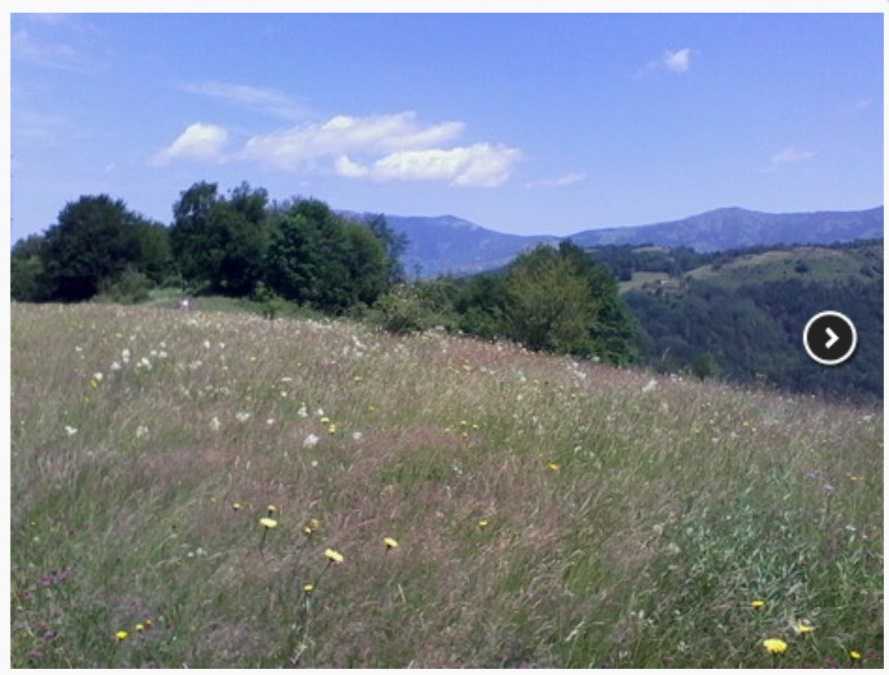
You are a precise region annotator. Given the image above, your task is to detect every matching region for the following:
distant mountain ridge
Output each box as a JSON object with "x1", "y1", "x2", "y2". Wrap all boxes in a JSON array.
[{"x1": 342, "y1": 206, "x2": 883, "y2": 278}]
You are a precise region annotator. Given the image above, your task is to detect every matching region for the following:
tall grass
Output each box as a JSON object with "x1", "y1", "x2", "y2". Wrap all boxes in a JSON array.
[{"x1": 11, "y1": 302, "x2": 882, "y2": 667}]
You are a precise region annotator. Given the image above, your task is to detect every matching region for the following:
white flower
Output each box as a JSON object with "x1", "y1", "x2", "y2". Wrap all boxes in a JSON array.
[
  {"x1": 352, "y1": 431, "x2": 363, "y2": 441},
  {"x1": 122, "y1": 349, "x2": 131, "y2": 363},
  {"x1": 158, "y1": 351, "x2": 168, "y2": 359},
  {"x1": 235, "y1": 411, "x2": 252, "y2": 423},
  {"x1": 642, "y1": 378, "x2": 658, "y2": 393},
  {"x1": 266, "y1": 418, "x2": 275, "y2": 426},
  {"x1": 136, "y1": 425, "x2": 149, "y2": 439},
  {"x1": 74, "y1": 346, "x2": 83, "y2": 353},
  {"x1": 92, "y1": 372, "x2": 103, "y2": 382},
  {"x1": 315, "y1": 408, "x2": 324, "y2": 417},
  {"x1": 110, "y1": 361, "x2": 121, "y2": 371},
  {"x1": 150, "y1": 350, "x2": 158, "y2": 357},
  {"x1": 281, "y1": 377, "x2": 293, "y2": 383},
  {"x1": 218, "y1": 342, "x2": 225, "y2": 349},
  {"x1": 297, "y1": 404, "x2": 308, "y2": 418},
  {"x1": 210, "y1": 416, "x2": 221, "y2": 431},
  {"x1": 64, "y1": 425, "x2": 78, "y2": 437},
  {"x1": 203, "y1": 340, "x2": 211, "y2": 349},
  {"x1": 138, "y1": 357, "x2": 152, "y2": 370},
  {"x1": 280, "y1": 390, "x2": 288, "y2": 398},
  {"x1": 303, "y1": 433, "x2": 320, "y2": 448}
]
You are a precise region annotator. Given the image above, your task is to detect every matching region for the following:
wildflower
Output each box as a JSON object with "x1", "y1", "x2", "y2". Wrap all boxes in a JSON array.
[
  {"x1": 210, "y1": 416, "x2": 221, "y2": 431},
  {"x1": 144, "y1": 619, "x2": 153, "y2": 630},
  {"x1": 267, "y1": 505, "x2": 277, "y2": 516},
  {"x1": 320, "y1": 416, "x2": 331, "y2": 425},
  {"x1": 303, "y1": 525, "x2": 314, "y2": 536},
  {"x1": 139, "y1": 357, "x2": 151, "y2": 370},
  {"x1": 232, "y1": 502, "x2": 241, "y2": 511},
  {"x1": 122, "y1": 348, "x2": 131, "y2": 363},
  {"x1": 235, "y1": 411, "x2": 252, "y2": 423},
  {"x1": 352, "y1": 431, "x2": 363, "y2": 441},
  {"x1": 324, "y1": 548, "x2": 344, "y2": 564},
  {"x1": 478, "y1": 518, "x2": 489, "y2": 529},
  {"x1": 849, "y1": 650, "x2": 862, "y2": 661},
  {"x1": 328, "y1": 424, "x2": 337, "y2": 434},
  {"x1": 90, "y1": 379, "x2": 98, "y2": 389},
  {"x1": 115, "y1": 630, "x2": 128, "y2": 641},
  {"x1": 642, "y1": 378, "x2": 658, "y2": 393},
  {"x1": 110, "y1": 361, "x2": 121, "y2": 371},
  {"x1": 793, "y1": 620, "x2": 815, "y2": 635},
  {"x1": 203, "y1": 340, "x2": 211, "y2": 349},
  {"x1": 306, "y1": 518, "x2": 321, "y2": 531},
  {"x1": 547, "y1": 462, "x2": 560, "y2": 472},
  {"x1": 64, "y1": 425, "x2": 78, "y2": 437},
  {"x1": 260, "y1": 517, "x2": 278, "y2": 529},
  {"x1": 751, "y1": 599, "x2": 766, "y2": 609},
  {"x1": 136, "y1": 425, "x2": 149, "y2": 439},
  {"x1": 763, "y1": 638, "x2": 788, "y2": 655},
  {"x1": 266, "y1": 418, "x2": 275, "y2": 426},
  {"x1": 297, "y1": 404, "x2": 308, "y2": 418},
  {"x1": 303, "y1": 583, "x2": 314, "y2": 594},
  {"x1": 93, "y1": 372, "x2": 103, "y2": 382},
  {"x1": 303, "y1": 433, "x2": 320, "y2": 448},
  {"x1": 384, "y1": 537, "x2": 399, "y2": 550},
  {"x1": 135, "y1": 623, "x2": 144, "y2": 632}
]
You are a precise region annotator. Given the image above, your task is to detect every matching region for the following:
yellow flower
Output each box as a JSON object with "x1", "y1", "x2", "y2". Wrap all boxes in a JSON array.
[
  {"x1": 232, "y1": 502, "x2": 241, "y2": 511},
  {"x1": 135, "y1": 623, "x2": 145, "y2": 632},
  {"x1": 547, "y1": 462, "x2": 560, "y2": 472},
  {"x1": 751, "y1": 599, "x2": 766, "y2": 609},
  {"x1": 478, "y1": 518, "x2": 489, "y2": 529},
  {"x1": 303, "y1": 583, "x2": 315, "y2": 594},
  {"x1": 115, "y1": 630, "x2": 128, "y2": 641},
  {"x1": 849, "y1": 650, "x2": 862, "y2": 661},
  {"x1": 328, "y1": 424, "x2": 337, "y2": 434},
  {"x1": 308, "y1": 518, "x2": 321, "y2": 530},
  {"x1": 324, "y1": 548, "x2": 344, "y2": 564},
  {"x1": 303, "y1": 525, "x2": 314, "y2": 536},
  {"x1": 763, "y1": 638, "x2": 788, "y2": 655},
  {"x1": 793, "y1": 621, "x2": 815, "y2": 635},
  {"x1": 320, "y1": 416, "x2": 331, "y2": 425},
  {"x1": 260, "y1": 517, "x2": 278, "y2": 529},
  {"x1": 384, "y1": 537, "x2": 399, "y2": 549}
]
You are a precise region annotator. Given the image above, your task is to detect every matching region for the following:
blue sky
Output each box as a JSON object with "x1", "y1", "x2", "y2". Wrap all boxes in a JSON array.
[{"x1": 11, "y1": 12, "x2": 883, "y2": 242}]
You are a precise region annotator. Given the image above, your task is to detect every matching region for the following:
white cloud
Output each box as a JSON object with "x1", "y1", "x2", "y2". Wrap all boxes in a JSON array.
[
  {"x1": 153, "y1": 111, "x2": 519, "y2": 187},
  {"x1": 663, "y1": 48, "x2": 692, "y2": 73},
  {"x1": 240, "y1": 111, "x2": 465, "y2": 170},
  {"x1": 150, "y1": 123, "x2": 229, "y2": 166},
  {"x1": 334, "y1": 155, "x2": 369, "y2": 178},
  {"x1": 525, "y1": 172, "x2": 587, "y2": 188},
  {"x1": 770, "y1": 147, "x2": 816, "y2": 164},
  {"x1": 854, "y1": 97, "x2": 873, "y2": 110},
  {"x1": 179, "y1": 81, "x2": 308, "y2": 121},
  {"x1": 12, "y1": 29, "x2": 94, "y2": 73},
  {"x1": 369, "y1": 144, "x2": 521, "y2": 187}
]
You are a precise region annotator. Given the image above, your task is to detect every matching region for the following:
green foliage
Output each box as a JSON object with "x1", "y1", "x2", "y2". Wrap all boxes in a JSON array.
[
  {"x1": 39, "y1": 195, "x2": 167, "y2": 301},
  {"x1": 95, "y1": 268, "x2": 153, "y2": 304},
  {"x1": 11, "y1": 235, "x2": 50, "y2": 302},
  {"x1": 251, "y1": 282, "x2": 286, "y2": 320},
  {"x1": 369, "y1": 283, "x2": 457, "y2": 334},
  {"x1": 169, "y1": 181, "x2": 269, "y2": 295},
  {"x1": 266, "y1": 199, "x2": 390, "y2": 313},
  {"x1": 366, "y1": 213, "x2": 408, "y2": 283}
]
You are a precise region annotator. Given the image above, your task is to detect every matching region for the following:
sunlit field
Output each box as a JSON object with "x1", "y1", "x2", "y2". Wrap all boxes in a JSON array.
[{"x1": 11, "y1": 302, "x2": 883, "y2": 667}]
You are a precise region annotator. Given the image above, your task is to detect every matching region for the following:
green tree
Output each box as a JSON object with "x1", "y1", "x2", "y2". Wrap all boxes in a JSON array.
[
  {"x1": 40, "y1": 195, "x2": 160, "y2": 301},
  {"x1": 169, "y1": 181, "x2": 269, "y2": 295},
  {"x1": 366, "y1": 213, "x2": 408, "y2": 283},
  {"x1": 11, "y1": 234, "x2": 49, "y2": 301},
  {"x1": 503, "y1": 247, "x2": 597, "y2": 353}
]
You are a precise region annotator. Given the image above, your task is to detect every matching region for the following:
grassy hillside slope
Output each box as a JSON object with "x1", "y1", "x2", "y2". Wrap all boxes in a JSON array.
[{"x1": 11, "y1": 303, "x2": 883, "y2": 667}]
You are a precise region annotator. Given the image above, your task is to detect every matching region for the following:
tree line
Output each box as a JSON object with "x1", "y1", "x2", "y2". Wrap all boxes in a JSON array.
[{"x1": 11, "y1": 181, "x2": 638, "y2": 365}]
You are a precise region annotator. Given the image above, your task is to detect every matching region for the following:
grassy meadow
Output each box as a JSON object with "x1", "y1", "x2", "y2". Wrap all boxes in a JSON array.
[{"x1": 10, "y1": 301, "x2": 883, "y2": 667}]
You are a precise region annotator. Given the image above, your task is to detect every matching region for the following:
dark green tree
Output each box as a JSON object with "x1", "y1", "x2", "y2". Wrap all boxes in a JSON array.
[{"x1": 40, "y1": 195, "x2": 162, "y2": 301}]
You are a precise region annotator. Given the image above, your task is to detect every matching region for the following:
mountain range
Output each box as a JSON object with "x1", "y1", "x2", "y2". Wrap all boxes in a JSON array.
[{"x1": 345, "y1": 206, "x2": 883, "y2": 278}]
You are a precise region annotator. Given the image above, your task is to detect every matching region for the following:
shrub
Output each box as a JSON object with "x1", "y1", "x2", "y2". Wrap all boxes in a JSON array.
[{"x1": 96, "y1": 268, "x2": 153, "y2": 304}]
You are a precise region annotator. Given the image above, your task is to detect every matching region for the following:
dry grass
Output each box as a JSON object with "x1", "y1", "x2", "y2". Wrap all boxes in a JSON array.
[{"x1": 11, "y1": 302, "x2": 883, "y2": 667}]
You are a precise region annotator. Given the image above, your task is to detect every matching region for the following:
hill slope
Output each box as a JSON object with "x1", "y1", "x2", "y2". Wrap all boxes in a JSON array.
[
  {"x1": 11, "y1": 303, "x2": 882, "y2": 667},
  {"x1": 346, "y1": 207, "x2": 883, "y2": 277}
]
